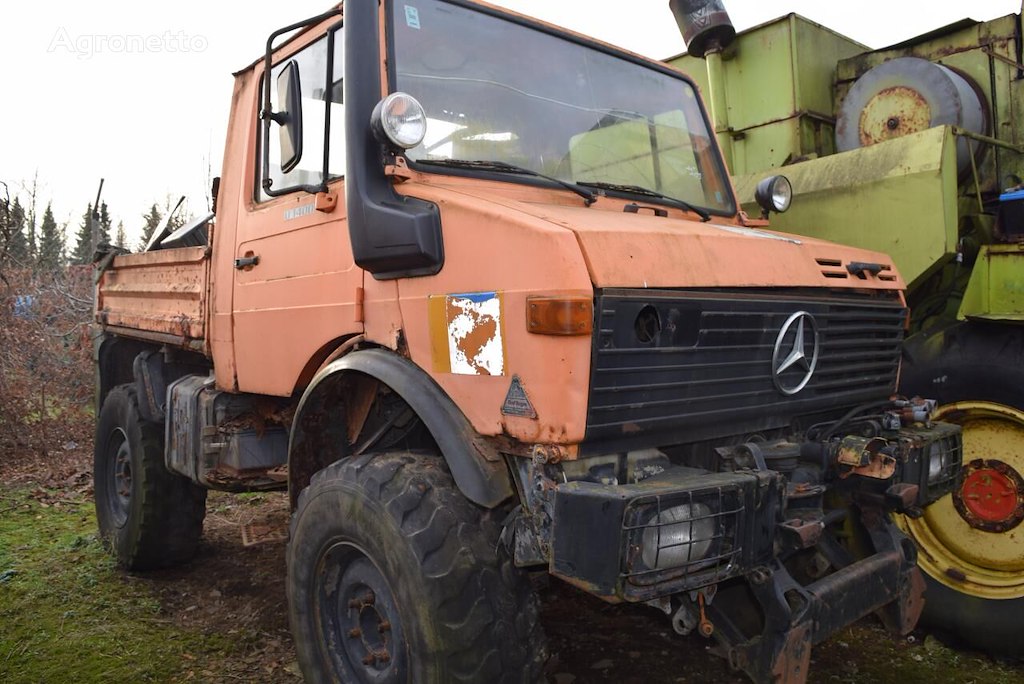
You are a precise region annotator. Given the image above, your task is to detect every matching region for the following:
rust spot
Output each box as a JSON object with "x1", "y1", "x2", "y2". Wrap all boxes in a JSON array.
[
  {"x1": 835, "y1": 436, "x2": 897, "y2": 480},
  {"x1": 858, "y1": 86, "x2": 931, "y2": 147},
  {"x1": 945, "y1": 567, "x2": 968, "y2": 582}
]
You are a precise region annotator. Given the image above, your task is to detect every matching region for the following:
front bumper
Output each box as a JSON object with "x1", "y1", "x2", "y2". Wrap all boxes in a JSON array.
[{"x1": 550, "y1": 465, "x2": 925, "y2": 684}]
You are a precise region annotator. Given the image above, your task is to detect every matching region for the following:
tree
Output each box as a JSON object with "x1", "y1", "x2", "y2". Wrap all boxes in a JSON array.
[
  {"x1": 37, "y1": 203, "x2": 65, "y2": 271},
  {"x1": 0, "y1": 187, "x2": 30, "y2": 270},
  {"x1": 71, "y1": 200, "x2": 115, "y2": 264},
  {"x1": 70, "y1": 203, "x2": 94, "y2": 265},
  {"x1": 7, "y1": 197, "x2": 29, "y2": 265},
  {"x1": 114, "y1": 221, "x2": 127, "y2": 250},
  {"x1": 98, "y1": 201, "x2": 112, "y2": 245},
  {"x1": 139, "y1": 204, "x2": 162, "y2": 251}
]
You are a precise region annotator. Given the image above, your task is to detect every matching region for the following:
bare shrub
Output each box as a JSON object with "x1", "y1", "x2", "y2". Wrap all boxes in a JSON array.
[{"x1": 0, "y1": 266, "x2": 94, "y2": 456}]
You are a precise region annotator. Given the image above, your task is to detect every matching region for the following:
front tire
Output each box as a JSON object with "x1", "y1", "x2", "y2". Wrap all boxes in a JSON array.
[
  {"x1": 287, "y1": 451, "x2": 546, "y2": 683},
  {"x1": 899, "y1": 323, "x2": 1024, "y2": 657},
  {"x1": 93, "y1": 384, "x2": 206, "y2": 570}
]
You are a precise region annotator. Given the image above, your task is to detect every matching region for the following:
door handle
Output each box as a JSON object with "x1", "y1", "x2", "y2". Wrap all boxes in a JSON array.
[{"x1": 234, "y1": 254, "x2": 260, "y2": 269}]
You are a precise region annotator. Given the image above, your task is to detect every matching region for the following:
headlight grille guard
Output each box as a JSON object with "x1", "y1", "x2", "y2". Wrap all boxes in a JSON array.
[
  {"x1": 896, "y1": 421, "x2": 963, "y2": 507},
  {"x1": 621, "y1": 484, "x2": 747, "y2": 595}
]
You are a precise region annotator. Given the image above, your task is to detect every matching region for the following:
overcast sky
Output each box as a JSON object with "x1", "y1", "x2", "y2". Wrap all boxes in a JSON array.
[{"x1": 3, "y1": 0, "x2": 1020, "y2": 246}]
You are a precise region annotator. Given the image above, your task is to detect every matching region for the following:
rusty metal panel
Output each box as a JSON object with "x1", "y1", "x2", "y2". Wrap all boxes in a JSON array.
[
  {"x1": 733, "y1": 126, "x2": 959, "y2": 289},
  {"x1": 96, "y1": 246, "x2": 209, "y2": 343},
  {"x1": 835, "y1": 15, "x2": 1022, "y2": 194},
  {"x1": 670, "y1": 14, "x2": 865, "y2": 174},
  {"x1": 959, "y1": 244, "x2": 1024, "y2": 321}
]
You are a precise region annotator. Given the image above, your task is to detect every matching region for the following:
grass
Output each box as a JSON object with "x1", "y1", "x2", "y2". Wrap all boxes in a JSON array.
[
  {"x1": 0, "y1": 489, "x2": 230, "y2": 683},
  {"x1": 812, "y1": 627, "x2": 1024, "y2": 684}
]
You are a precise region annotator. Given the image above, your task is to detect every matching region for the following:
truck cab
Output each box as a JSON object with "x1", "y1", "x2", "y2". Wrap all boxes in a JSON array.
[{"x1": 93, "y1": 2, "x2": 962, "y2": 682}]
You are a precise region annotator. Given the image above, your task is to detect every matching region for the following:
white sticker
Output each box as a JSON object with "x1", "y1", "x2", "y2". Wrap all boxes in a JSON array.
[
  {"x1": 405, "y1": 6, "x2": 421, "y2": 29},
  {"x1": 446, "y1": 293, "x2": 504, "y2": 376}
]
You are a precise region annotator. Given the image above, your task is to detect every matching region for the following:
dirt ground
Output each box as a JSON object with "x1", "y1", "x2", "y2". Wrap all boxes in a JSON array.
[{"x1": 4, "y1": 443, "x2": 1024, "y2": 684}]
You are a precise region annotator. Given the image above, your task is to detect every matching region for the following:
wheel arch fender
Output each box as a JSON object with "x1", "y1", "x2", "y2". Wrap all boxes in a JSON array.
[{"x1": 287, "y1": 348, "x2": 514, "y2": 509}]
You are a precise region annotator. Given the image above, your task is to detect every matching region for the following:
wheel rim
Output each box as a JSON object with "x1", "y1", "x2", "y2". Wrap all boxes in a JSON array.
[
  {"x1": 105, "y1": 428, "x2": 132, "y2": 528},
  {"x1": 315, "y1": 542, "x2": 406, "y2": 682},
  {"x1": 896, "y1": 401, "x2": 1024, "y2": 599}
]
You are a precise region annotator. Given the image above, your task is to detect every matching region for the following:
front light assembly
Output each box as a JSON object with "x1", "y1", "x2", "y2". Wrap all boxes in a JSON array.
[
  {"x1": 370, "y1": 92, "x2": 427, "y2": 150},
  {"x1": 754, "y1": 174, "x2": 792, "y2": 217},
  {"x1": 898, "y1": 422, "x2": 963, "y2": 506},
  {"x1": 640, "y1": 502, "x2": 716, "y2": 571},
  {"x1": 550, "y1": 469, "x2": 774, "y2": 602},
  {"x1": 624, "y1": 486, "x2": 746, "y2": 590},
  {"x1": 926, "y1": 439, "x2": 960, "y2": 486}
]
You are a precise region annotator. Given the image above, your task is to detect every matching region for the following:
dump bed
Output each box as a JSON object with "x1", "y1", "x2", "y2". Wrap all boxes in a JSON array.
[{"x1": 95, "y1": 246, "x2": 210, "y2": 353}]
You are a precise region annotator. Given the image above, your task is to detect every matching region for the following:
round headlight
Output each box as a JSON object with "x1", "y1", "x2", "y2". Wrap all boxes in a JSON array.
[
  {"x1": 641, "y1": 502, "x2": 715, "y2": 571},
  {"x1": 371, "y1": 92, "x2": 427, "y2": 150},
  {"x1": 754, "y1": 175, "x2": 792, "y2": 214}
]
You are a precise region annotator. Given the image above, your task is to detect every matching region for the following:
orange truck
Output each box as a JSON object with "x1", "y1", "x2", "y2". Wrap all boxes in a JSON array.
[{"x1": 92, "y1": 1, "x2": 962, "y2": 682}]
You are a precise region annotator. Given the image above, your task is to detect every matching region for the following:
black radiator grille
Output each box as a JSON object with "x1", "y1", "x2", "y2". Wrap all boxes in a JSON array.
[{"x1": 585, "y1": 289, "x2": 906, "y2": 449}]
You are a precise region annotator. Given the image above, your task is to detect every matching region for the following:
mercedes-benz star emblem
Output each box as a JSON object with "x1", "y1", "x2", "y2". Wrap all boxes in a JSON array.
[{"x1": 771, "y1": 311, "x2": 819, "y2": 396}]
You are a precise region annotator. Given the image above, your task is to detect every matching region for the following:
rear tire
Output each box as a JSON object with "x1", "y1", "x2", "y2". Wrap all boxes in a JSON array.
[
  {"x1": 287, "y1": 451, "x2": 546, "y2": 683},
  {"x1": 899, "y1": 323, "x2": 1024, "y2": 658},
  {"x1": 93, "y1": 384, "x2": 206, "y2": 570}
]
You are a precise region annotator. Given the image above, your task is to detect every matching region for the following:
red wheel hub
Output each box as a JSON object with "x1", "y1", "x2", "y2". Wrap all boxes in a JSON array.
[{"x1": 953, "y1": 459, "x2": 1024, "y2": 532}]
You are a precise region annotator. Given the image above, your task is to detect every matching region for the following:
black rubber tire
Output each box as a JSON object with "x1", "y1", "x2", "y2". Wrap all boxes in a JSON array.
[
  {"x1": 93, "y1": 384, "x2": 206, "y2": 570},
  {"x1": 287, "y1": 451, "x2": 546, "y2": 683},
  {"x1": 900, "y1": 322, "x2": 1024, "y2": 658},
  {"x1": 901, "y1": 322, "x2": 1024, "y2": 415}
]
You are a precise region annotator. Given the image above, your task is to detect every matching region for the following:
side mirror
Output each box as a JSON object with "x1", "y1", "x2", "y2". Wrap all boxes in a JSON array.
[{"x1": 275, "y1": 61, "x2": 304, "y2": 173}]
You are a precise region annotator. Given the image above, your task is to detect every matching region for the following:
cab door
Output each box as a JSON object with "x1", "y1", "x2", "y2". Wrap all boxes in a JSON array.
[{"x1": 232, "y1": 24, "x2": 362, "y2": 396}]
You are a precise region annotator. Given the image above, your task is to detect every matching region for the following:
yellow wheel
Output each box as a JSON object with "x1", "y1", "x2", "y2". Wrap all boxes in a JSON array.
[
  {"x1": 898, "y1": 324, "x2": 1024, "y2": 656},
  {"x1": 897, "y1": 402, "x2": 1024, "y2": 594}
]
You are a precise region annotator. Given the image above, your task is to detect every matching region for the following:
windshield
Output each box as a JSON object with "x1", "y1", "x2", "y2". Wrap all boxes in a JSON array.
[{"x1": 389, "y1": 0, "x2": 735, "y2": 215}]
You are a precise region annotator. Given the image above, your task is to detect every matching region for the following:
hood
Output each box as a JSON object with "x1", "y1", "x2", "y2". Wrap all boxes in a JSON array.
[
  {"x1": 510, "y1": 199, "x2": 905, "y2": 291},
  {"x1": 400, "y1": 178, "x2": 906, "y2": 292}
]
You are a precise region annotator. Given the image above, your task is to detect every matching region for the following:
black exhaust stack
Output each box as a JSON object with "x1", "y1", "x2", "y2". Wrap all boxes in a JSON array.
[{"x1": 669, "y1": 0, "x2": 736, "y2": 57}]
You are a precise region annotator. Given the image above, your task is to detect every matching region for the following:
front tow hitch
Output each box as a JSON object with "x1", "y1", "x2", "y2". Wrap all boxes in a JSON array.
[{"x1": 704, "y1": 509, "x2": 925, "y2": 684}]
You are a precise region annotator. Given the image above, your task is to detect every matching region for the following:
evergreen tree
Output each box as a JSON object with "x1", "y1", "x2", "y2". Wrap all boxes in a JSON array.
[
  {"x1": 37, "y1": 203, "x2": 65, "y2": 271},
  {"x1": 98, "y1": 201, "x2": 112, "y2": 244},
  {"x1": 70, "y1": 203, "x2": 94, "y2": 265},
  {"x1": 114, "y1": 220, "x2": 127, "y2": 250},
  {"x1": 7, "y1": 197, "x2": 29, "y2": 264},
  {"x1": 139, "y1": 204, "x2": 162, "y2": 251},
  {"x1": 71, "y1": 200, "x2": 115, "y2": 264}
]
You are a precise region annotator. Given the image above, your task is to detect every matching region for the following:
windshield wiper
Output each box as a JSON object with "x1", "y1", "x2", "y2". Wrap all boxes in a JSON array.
[
  {"x1": 417, "y1": 159, "x2": 597, "y2": 206},
  {"x1": 576, "y1": 181, "x2": 712, "y2": 222}
]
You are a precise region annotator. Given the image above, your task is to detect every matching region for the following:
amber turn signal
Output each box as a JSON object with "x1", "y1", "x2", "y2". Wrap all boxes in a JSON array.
[{"x1": 526, "y1": 296, "x2": 593, "y2": 336}]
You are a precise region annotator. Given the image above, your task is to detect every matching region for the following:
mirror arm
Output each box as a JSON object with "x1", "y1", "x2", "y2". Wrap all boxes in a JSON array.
[
  {"x1": 260, "y1": 110, "x2": 289, "y2": 126},
  {"x1": 260, "y1": 8, "x2": 343, "y2": 199},
  {"x1": 319, "y1": 24, "x2": 338, "y2": 195}
]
